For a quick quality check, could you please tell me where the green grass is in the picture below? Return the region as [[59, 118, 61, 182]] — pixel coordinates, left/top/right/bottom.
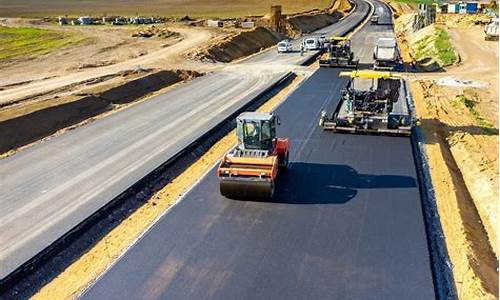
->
[[434, 28, 457, 66], [414, 26, 458, 66], [0, 26, 84, 61], [455, 95, 498, 134]]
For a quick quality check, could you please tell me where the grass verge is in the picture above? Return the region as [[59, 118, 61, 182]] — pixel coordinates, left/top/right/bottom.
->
[[434, 28, 457, 65], [414, 26, 457, 66], [0, 26, 84, 61], [454, 95, 498, 135]]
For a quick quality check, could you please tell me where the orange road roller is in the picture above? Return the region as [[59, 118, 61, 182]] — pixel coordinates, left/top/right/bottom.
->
[[218, 112, 289, 199]]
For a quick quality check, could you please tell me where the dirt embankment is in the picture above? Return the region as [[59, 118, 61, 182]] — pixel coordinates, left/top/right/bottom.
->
[[0, 70, 201, 155], [286, 11, 343, 35], [412, 82, 499, 300], [187, 0, 352, 63], [187, 27, 285, 63], [285, 0, 351, 36], [382, 0, 415, 18], [393, 9, 499, 299], [395, 14, 458, 71]]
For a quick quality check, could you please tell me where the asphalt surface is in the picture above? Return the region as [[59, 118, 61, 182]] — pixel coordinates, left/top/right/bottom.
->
[[81, 70, 435, 300], [0, 0, 370, 281], [81, 3, 436, 299]]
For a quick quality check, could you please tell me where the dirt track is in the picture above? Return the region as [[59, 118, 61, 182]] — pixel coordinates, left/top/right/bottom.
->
[[0, 25, 216, 107]]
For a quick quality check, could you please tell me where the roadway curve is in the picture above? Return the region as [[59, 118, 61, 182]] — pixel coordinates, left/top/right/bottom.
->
[[81, 2, 436, 299], [0, 0, 370, 282]]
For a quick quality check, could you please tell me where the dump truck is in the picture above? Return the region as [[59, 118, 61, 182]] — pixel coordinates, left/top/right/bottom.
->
[[319, 70, 413, 136], [218, 112, 290, 199], [373, 37, 399, 70], [319, 36, 359, 68], [485, 18, 499, 40]]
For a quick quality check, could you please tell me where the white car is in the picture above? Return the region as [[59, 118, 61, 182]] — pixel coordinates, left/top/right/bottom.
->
[[303, 37, 320, 51], [277, 40, 293, 53]]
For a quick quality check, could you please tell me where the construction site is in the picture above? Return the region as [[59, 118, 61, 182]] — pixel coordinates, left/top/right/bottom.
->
[[0, 0, 498, 299]]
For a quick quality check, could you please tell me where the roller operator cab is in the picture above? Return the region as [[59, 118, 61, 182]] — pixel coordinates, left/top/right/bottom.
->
[[218, 112, 290, 199]]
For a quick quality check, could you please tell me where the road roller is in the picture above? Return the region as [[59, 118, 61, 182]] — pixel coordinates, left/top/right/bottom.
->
[[218, 112, 289, 199]]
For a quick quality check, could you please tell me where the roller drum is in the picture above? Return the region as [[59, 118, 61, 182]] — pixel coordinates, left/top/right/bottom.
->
[[220, 177, 274, 199]]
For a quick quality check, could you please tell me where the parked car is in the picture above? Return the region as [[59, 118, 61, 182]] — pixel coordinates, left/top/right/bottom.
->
[[277, 40, 294, 53]]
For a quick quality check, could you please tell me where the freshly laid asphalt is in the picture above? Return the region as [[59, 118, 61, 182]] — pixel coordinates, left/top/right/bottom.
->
[[0, 0, 370, 282], [81, 5, 436, 297]]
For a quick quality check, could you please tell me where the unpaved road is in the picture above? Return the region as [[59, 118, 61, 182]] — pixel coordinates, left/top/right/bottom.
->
[[0, 26, 215, 106], [407, 26, 499, 125], [448, 26, 498, 124]]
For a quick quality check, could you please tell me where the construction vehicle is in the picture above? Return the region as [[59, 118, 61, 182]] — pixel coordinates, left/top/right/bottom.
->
[[319, 36, 359, 68], [319, 70, 413, 136], [373, 37, 399, 70], [485, 18, 499, 40], [218, 112, 290, 199]]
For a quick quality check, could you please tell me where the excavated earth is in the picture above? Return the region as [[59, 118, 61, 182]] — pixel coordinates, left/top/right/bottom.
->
[[393, 8, 499, 300]]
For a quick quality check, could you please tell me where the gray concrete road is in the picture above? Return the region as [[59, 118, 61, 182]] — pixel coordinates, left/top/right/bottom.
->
[[81, 62, 435, 300], [0, 0, 370, 280]]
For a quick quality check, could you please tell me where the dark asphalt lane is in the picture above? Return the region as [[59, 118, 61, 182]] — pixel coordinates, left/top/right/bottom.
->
[[81, 67, 435, 299]]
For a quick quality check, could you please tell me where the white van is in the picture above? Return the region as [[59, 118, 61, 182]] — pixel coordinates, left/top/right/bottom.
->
[[277, 40, 293, 53], [303, 37, 320, 51]]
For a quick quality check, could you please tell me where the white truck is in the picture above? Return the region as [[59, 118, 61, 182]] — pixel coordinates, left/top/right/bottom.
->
[[485, 18, 499, 41], [373, 37, 399, 70]]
